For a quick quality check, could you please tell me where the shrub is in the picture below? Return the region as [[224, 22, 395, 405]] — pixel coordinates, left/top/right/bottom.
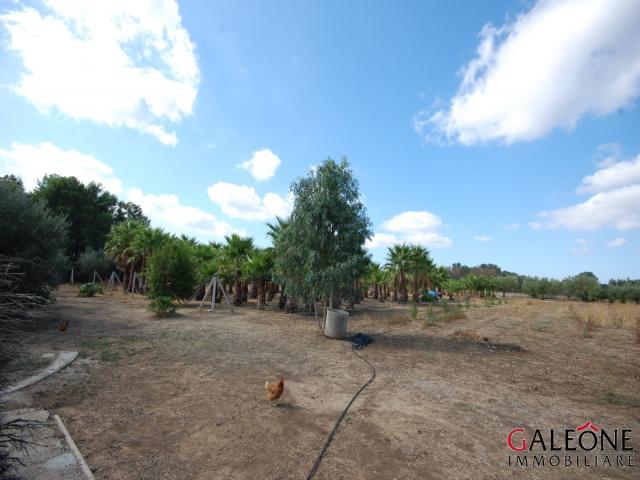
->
[[78, 282, 102, 297], [147, 240, 197, 300], [148, 296, 176, 317]]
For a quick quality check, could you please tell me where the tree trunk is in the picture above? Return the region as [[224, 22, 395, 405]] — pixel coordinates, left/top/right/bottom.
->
[[122, 267, 130, 293], [285, 295, 297, 313], [412, 276, 420, 303], [398, 271, 408, 303], [257, 278, 266, 310], [127, 265, 135, 292], [373, 283, 379, 299], [266, 282, 274, 302], [249, 280, 258, 299], [233, 271, 242, 306], [242, 281, 248, 302]]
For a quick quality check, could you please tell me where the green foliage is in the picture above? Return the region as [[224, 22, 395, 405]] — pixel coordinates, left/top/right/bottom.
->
[[146, 240, 197, 300], [409, 302, 418, 319], [425, 303, 435, 325], [32, 175, 118, 260], [147, 296, 176, 317], [273, 158, 371, 306], [385, 244, 413, 302], [113, 201, 149, 225], [0, 180, 68, 296], [564, 272, 600, 301], [78, 282, 102, 297], [495, 275, 520, 295], [78, 247, 114, 280], [245, 248, 275, 281]]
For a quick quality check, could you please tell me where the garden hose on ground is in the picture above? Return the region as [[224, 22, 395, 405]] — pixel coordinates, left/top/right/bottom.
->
[[305, 345, 376, 480]]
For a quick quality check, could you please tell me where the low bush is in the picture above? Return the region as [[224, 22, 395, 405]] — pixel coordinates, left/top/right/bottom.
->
[[148, 296, 176, 317], [78, 282, 102, 297]]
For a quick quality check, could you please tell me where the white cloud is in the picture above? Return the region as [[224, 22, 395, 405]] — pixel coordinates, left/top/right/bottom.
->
[[533, 150, 640, 231], [536, 185, 640, 231], [128, 188, 239, 238], [577, 154, 640, 194], [576, 238, 588, 245], [207, 181, 293, 221], [365, 233, 399, 250], [382, 210, 443, 233], [607, 238, 626, 247], [0, 0, 199, 145], [240, 149, 281, 181], [474, 235, 491, 242], [416, 0, 640, 145], [367, 210, 452, 250], [499, 222, 520, 230], [0, 141, 122, 193]]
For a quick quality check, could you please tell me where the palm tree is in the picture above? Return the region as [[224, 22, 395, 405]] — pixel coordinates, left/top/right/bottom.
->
[[267, 216, 292, 310], [367, 262, 383, 300], [246, 248, 274, 310], [132, 227, 167, 285], [385, 244, 412, 303], [223, 233, 254, 306], [430, 266, 451, 292], [105, 220, 147, 291], [408, 245, 435, 302]]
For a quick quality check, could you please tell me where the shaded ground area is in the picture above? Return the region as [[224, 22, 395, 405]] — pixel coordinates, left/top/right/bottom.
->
[[4, 286, 640, 479]]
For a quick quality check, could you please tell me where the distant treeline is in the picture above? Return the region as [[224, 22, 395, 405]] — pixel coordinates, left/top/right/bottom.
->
[[445, 263, 640, 303]]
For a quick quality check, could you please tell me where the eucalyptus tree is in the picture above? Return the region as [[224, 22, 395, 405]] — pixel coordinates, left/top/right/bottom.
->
[[223, 234, 254, 306], [273, 158, 371, 317]]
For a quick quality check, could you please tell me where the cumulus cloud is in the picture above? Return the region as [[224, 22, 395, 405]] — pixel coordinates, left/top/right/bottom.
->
[[366, 210, 452, 250], [240, 149, 281, 181], [207, 181, 293, 221], [415, 0, 640, 145], [474, 235, 491, 242], [0, 0, 199, 145], [607, 238, 626, 247], [533, 150, 640, 231], [577, 154, 640, 194], [0, 141, 122, 193], [128, 188, 239, 238]]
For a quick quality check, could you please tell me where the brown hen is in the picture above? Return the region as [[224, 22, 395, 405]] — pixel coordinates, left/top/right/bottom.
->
[[265, 377, 284, 402]]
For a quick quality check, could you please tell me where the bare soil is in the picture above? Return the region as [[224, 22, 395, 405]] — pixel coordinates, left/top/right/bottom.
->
[[5, 286, 640, 479]]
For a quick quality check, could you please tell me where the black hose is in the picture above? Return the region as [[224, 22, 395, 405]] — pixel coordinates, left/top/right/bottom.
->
[[305, 346, 376, 480]]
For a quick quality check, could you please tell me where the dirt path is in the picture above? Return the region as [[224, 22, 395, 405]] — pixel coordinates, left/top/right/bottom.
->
[[5, 287, 639, 479]]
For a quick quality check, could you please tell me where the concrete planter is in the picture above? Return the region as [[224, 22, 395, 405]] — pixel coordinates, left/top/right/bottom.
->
[[324, 308, 349, 339]]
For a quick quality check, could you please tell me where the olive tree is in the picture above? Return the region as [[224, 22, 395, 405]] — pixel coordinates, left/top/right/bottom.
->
[[0, 179, 67, 296]]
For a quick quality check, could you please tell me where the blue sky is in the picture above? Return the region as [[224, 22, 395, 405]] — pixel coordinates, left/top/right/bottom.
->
[[1, 0, 639, 281]]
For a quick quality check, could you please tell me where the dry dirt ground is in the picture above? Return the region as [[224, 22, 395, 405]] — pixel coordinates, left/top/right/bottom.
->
[[4, 286, 640, 479]]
